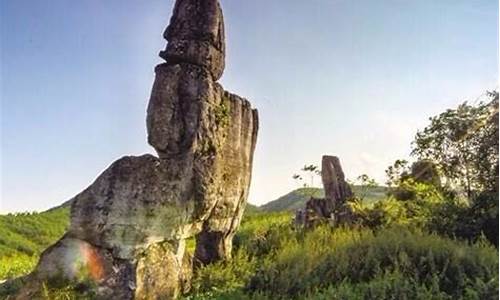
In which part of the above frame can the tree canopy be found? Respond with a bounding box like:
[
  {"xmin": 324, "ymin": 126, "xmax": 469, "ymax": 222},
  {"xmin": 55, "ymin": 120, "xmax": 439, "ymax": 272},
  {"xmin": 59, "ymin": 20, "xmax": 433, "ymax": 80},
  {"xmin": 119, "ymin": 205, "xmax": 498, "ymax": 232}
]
[{"xmin": 411, "ymin": 91, "xmax": 499, "ymax": 199}]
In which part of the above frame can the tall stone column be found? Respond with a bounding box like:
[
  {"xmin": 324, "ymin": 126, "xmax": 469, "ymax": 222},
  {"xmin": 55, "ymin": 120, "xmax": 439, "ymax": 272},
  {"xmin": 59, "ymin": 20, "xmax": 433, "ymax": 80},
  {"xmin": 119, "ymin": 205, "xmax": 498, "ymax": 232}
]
[{"xmin": 147, "ymin": 0, "xmax": 259, "ymax": 265}]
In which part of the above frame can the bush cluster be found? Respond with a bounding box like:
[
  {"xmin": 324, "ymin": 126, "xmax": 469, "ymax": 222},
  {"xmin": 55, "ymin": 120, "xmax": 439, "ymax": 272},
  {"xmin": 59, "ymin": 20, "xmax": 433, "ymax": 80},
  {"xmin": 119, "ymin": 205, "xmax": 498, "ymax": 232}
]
[{"xmin": 184, "ymin": 212, "xmax": 498, "ymax": 299}]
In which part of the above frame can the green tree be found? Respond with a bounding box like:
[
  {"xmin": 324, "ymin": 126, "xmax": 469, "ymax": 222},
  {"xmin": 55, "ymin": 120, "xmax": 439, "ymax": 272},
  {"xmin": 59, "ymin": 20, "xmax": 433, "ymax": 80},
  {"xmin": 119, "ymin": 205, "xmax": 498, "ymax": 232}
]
[
  {"xmin": 356, "ymin": 174, "xmax": 378, "ymax": 201},
  {"xmin": 292, "ymin": 174, "xmax": 304, "ymax": 188},
  {"xmin": 411, "ymin": 91, "xmax": 499, "ymax": 199},
  {"xmin": 385, "ymin": 159, "xmax": 409, "ymax": 188},
  {"xmin": 301, "ymin": 164, "xmax": 320, "ymax": 187},
  {"xmin": 475, "ymin": 91, "xmax": 499, "ymax": 193}
]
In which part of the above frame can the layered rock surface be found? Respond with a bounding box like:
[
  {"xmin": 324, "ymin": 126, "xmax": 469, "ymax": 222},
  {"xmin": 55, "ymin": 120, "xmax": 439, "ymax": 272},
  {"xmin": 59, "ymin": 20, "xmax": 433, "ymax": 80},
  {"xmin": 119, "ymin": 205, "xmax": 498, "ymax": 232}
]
[{"xmin": 14, "ymin": 0, "xmax": 258, "ymax": 299}]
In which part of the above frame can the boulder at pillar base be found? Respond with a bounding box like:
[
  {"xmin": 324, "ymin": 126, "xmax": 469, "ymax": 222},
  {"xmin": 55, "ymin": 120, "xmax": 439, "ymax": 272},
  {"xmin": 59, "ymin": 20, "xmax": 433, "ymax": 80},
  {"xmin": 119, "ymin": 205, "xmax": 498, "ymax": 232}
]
[{"xmin": 69, "ymin": 155, "xmax": 201, "ymax": 260}]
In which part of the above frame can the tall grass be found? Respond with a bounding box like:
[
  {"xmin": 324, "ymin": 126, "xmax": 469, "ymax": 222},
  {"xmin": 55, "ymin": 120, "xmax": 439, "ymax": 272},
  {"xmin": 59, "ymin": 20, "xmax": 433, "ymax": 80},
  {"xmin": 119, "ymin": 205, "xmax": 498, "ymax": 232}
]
[{"xmin": 186, "ymin": 213, "xmax": 498, "ymax": 300}]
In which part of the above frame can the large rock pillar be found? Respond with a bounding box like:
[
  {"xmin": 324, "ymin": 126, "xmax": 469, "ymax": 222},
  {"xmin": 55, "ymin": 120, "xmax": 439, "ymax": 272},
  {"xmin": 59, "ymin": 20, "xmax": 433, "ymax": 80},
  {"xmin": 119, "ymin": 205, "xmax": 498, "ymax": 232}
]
[
  {"xmin": 14, "ymin": 0, "xmax": 258, "ymax": 299},
  {"xmin": 147, "ymin": 0, "xmax": 258, "ymax": 266}
]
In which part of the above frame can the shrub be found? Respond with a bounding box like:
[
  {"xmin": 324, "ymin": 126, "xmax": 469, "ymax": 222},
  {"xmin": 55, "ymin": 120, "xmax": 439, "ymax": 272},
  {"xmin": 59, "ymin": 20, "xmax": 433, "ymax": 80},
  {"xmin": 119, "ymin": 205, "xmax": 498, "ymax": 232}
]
[
  {"xmin": 233, "ymin": 212, "xmax": 292, "ymax": 254},
  {"xmin": 428, "ymin": 191, "xmax": 499, "ymax": 246},
  {"xmin": 189, "ymin": 250, "xmax": 257, "ymax": 297},
  {"xmin": 246, "ymin": 226, "xmax": 498, "ymax": 299},
  {"xmin": 350, "ymin": 197, "xmax": 409, "ymax": 228}
]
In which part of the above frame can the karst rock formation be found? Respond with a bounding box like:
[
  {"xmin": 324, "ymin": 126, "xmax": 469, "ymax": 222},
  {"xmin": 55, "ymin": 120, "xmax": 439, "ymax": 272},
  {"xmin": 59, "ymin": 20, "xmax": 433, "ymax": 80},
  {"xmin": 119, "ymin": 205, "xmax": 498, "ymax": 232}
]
[
  {"xmin": 295, "ymin": 156, "xmax": 353, "ymax": 228},
  {"xmin": 15, "ymin": 0, "xmax": 259, "ymax": 299}
]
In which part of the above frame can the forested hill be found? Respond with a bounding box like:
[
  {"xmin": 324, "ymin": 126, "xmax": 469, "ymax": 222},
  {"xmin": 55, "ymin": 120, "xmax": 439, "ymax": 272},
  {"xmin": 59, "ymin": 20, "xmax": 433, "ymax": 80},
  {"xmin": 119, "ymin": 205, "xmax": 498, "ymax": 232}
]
[{"xmin": 259, "ymin": 186, "xmax": 387, "ymax": 212}]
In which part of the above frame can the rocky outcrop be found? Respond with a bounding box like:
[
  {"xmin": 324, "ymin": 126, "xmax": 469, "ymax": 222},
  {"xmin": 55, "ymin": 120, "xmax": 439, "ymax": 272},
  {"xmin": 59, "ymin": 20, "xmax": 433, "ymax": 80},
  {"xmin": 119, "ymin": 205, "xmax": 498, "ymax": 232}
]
[
  {"xmin": 322, "ymin": 155, "xmax": 353, "ymax": 222},
  {"xmin": 14, "ymin": 0, "xmax": 258, "ymax": 299},
  {"xmin": 295, "ymin": 156, "xmax": 353, "ymax": 228}
]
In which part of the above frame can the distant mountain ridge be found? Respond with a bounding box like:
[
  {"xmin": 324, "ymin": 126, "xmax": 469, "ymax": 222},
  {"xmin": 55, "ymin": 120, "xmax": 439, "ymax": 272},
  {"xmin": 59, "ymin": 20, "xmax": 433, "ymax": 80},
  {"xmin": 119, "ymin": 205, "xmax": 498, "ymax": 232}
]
[
  {"xmin": 35, "ymin": 185, "xmax": 385, "ymax": 216},
  {"xmin": 259, "ymin": 186, "xmax": 387, "ymax": 212}
]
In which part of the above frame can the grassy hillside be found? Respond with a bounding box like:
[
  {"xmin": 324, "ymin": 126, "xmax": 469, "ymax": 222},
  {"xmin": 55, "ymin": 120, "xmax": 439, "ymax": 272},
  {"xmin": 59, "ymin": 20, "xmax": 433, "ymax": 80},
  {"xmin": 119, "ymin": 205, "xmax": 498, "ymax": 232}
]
[
  {"xmin": 1, "ymin": 209, "xmax": 498, "ymax": 299},
  {"xmin": 259, "ymin": 188, "xmax": 323, "ymax": 212},
  {"xmin": 260, "ymin": 185, "xmax": 387, "ymax": 212},
  {"xmin": 0, "ymin": 207, "xmax": 69, "ymax": 280}
]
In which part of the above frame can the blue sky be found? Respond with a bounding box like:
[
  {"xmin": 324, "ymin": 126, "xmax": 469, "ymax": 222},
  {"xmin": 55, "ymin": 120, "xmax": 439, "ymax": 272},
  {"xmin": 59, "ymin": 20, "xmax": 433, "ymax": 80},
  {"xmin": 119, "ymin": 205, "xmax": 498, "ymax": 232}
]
[{"xmin": 1, "ymin": 0, "xmax": 498, "ymax": 212}]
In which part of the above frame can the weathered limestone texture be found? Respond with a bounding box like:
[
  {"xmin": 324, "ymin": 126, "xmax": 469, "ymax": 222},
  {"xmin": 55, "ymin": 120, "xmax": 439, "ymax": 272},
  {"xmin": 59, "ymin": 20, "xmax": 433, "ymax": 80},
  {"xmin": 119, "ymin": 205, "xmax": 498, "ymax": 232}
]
[
  {"xmin": 295, "ymin": 156, "xmax": 353, "ymax": 228},
  {"xmin": 14, "ymin": 0, "xmax": 258, "ymax": 299}
]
